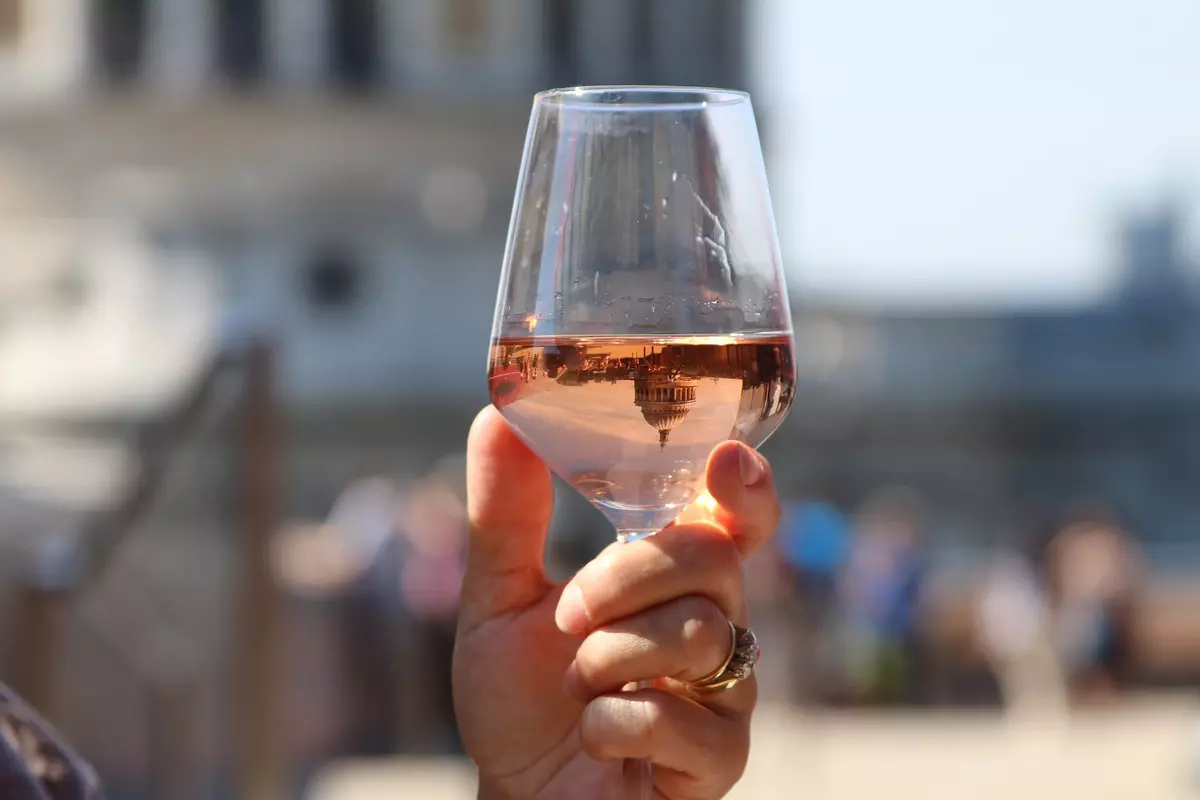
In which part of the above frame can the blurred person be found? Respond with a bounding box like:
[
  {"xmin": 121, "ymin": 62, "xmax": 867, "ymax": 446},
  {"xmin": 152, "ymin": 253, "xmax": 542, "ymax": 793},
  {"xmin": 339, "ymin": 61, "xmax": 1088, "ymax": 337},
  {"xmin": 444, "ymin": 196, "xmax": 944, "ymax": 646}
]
[
  {"xmin": 835, "ymin": 489, "xmax": 928, "ymax": 705},
  {"xmin": 272, "ymin": 474, "xmax": 407, "ymax": 757},
  {"xmin": 397, "ymin": 473, "xmax": 468, "ymax": 754},
  {"xmin": 455, "ymin": 407, "xmax": 779, "ymax": 798},
  {"xmin": 1042, "ymin": 508, "xmax": 1145, "ymax": 705},
  {"xmin": 327, "ymin": 474, "xmax": 409, "ymax": 755},
  {"xmin": 737, "ymin": 530, "xmax": 792, "ymax": 704},
  {"xmin": 974, "ymin": 550, "xmax": 1067, "ymax": 715},
  {"xmin": 775, "ymin": 497, "xmax": 850, "ymax": 705}
]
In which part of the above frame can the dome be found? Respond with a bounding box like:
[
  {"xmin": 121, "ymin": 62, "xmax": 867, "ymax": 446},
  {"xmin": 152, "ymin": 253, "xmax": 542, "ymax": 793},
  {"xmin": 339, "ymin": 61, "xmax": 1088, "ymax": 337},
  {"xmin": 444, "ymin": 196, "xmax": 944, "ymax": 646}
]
[{"xmin": 633, "ymin": 373, "xmax": 699, "ymax": 449}]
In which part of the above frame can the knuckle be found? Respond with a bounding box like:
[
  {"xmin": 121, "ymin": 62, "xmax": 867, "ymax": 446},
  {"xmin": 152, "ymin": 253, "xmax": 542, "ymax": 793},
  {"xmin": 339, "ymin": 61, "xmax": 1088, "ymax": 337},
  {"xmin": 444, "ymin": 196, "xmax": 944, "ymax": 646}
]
[
  {"xmin": 579, "ymin": 696, "xmax": 664, "ymax": 762},
  {"xmin": 593, "ymin": 542, "xmax": 623, "ymax": 575},
  {"xmin": 583, "ymin": 546, "xmax": 621, "ymax": 592},
  {"xmin": 682, "ymin": 530, "xmax": 743, "ymax": 620},
  {"xmin": 669, "ymin": 521, "xmax": 726, "ymax": 559},
  {"xmin": 574, "ymin": 629, "xmax": 632, "ymax": 686},
  {"xmin": 573, "ymin": 545, "xmax": 624, "ymax": 613},
  {"xmin": 572, "ymin": 640, "xmax": 606, "ymax": 689},
  {"xmin": 579, "ymin": 699, "xmax": 622, "ymax": 761},
  {"xmin": 580, "ymin": 735, "xmax": 618, "ymax": 763},
  {"xmin": 632, "ymin": 697, "xmax": 666, "ymax": 752},
  {"xmin": 665, "ymin": 528, "xmax": 743, "ymax": 619},
  {"xmin": 675, "ymin": 597, "xmax": 730, "ymax": 676},
  {"xmin": 673, "ymin": 523, "xmax": 739, "ymax": 573}
]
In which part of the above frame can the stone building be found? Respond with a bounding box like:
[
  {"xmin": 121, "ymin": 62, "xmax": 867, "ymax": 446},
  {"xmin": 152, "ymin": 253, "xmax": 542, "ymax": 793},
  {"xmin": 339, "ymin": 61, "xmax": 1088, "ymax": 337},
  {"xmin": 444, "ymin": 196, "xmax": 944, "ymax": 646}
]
[{"xmin": 0, "ymin": 0, "xmax": 754, "ymax": 787}]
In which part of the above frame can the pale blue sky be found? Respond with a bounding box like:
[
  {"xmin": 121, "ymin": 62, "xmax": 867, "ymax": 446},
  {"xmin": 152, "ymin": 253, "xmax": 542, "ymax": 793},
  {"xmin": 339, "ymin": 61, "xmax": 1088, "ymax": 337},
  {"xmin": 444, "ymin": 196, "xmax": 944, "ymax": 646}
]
[{"xmin": 752, "ymin": 0, "xmax": 1200, "ymax": 307}]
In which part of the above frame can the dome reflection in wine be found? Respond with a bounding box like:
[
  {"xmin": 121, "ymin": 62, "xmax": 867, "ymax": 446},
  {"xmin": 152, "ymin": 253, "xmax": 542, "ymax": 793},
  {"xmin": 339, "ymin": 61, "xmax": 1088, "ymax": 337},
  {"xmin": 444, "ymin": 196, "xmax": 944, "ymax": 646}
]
[
  {"xmin": 634, "ymin": 372, "xmax": 699, "ymax": 450},
  {"xmin": 487, "ymin": 333, "xmax": 795, "ymax": 539}
]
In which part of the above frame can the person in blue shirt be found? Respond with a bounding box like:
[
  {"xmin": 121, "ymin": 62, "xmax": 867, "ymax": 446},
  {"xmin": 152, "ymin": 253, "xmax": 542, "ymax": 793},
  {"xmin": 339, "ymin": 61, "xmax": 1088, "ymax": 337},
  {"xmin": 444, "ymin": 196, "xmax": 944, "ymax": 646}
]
[
  {"xmin": 838, "ymin": 489, "xmax": 928, "ymax": 705},
  {"xmin": 777, "ymin": 498, "xmax": 851, "ymax": 703}
]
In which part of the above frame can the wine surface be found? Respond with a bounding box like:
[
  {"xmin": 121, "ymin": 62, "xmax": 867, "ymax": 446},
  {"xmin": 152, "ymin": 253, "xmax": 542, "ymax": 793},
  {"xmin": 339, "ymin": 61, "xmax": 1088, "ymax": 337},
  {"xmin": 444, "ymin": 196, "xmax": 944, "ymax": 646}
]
[{"xmin": 487, "ymin": 333, "xmax": 795, "ymax": 537}]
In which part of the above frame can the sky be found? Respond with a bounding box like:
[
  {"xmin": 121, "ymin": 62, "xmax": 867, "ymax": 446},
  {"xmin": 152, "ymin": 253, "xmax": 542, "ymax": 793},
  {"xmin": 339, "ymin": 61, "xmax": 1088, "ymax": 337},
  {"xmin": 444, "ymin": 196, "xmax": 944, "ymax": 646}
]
[{"xmin": 752, "ymin": 0, "xmax": 1200, "ymax": 307}]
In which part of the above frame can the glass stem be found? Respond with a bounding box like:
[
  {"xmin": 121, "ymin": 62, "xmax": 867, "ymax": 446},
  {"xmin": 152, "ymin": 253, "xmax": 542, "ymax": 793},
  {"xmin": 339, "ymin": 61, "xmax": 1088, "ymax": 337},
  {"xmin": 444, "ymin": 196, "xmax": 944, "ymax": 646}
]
[
  {"xmin": 626, "ymin": 749, "xmax": 654, "ymax": 799},
  {"xmin": 619, "ymin": 531, "xmax": 656, "ymax": 798}
]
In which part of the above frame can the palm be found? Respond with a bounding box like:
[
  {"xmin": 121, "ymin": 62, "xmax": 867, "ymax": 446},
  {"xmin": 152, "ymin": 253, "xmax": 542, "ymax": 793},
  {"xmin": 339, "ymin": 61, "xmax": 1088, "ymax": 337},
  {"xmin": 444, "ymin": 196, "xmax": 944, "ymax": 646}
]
[{"xmin": 455, "ymin": 583, "xmax": 625, "ymax": 798}]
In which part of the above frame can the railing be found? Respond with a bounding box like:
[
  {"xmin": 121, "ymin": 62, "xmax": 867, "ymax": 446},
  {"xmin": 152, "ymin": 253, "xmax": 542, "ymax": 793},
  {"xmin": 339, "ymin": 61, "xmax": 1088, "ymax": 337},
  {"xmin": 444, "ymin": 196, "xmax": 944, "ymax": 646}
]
[{"xmin": 10, "ymin": 339, "xmax": 287, "ymax": 800}]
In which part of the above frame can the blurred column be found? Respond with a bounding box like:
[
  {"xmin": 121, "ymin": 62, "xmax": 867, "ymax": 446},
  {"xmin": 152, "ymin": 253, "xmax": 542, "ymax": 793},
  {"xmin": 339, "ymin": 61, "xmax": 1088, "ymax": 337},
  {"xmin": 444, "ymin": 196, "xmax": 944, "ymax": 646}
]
[
  {"xmin": 576, "ymin": 0, "xmax": 638, "ymax": 85},
  {"xmin": 12, "ymin": 585, "xmax": 68, "ymax": 721},
  {"xmin": 380, "ymin": 0, "xmax": 543, "ymax": 93},
  {"xmin": 488, "ymin": 0, "xmax": 544, "ymax": 92},
  {"xmin": 542, "ymin": 0, "xmax": 578, "ymax": 86},
  {"xmin": 378, "ymin": 0, "xmax": 433, "ymax": 91},
  {"xmin": 233, "ymin": 341, "xmax": 287, "ymax": 800},
  {"xmin": 12, "ymin": 533, "xmax": 81, "ymax": 723},
  {"xmin": 18, "ymin": 0, "xmax": 90, "ymax": 95},
  {"xmin": 147, "ymin": 0, "xmax": 215, "ymax": 93},
  {"xmin": 266, "ymin": 0, "xmax": 328, "ymax": 88},
  {"xmin": 649, "ymin": 0, "xmax": 721, "ymax": 87},
  {"xmin": 327, "ymin": 0, "xmax": 383, "ymax": 89}
]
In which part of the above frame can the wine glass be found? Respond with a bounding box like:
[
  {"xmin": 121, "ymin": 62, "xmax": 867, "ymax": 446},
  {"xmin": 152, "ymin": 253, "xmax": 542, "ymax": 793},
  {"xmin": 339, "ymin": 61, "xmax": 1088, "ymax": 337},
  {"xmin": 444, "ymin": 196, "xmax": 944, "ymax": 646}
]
[
  {"xmin": 489, "ymin": 86, "xmax": 794, "ymax": 541},
  {"xmin": 486, "ymin": 86, "xmax": 793, "ymax": 796}
]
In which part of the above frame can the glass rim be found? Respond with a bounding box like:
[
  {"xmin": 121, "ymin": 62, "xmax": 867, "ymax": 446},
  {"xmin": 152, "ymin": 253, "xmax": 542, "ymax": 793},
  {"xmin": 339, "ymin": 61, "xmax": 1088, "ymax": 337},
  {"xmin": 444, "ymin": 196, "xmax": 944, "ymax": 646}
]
[{"xmin": 534, "ymin": 85, "xmax": 749, "ymax": 110}]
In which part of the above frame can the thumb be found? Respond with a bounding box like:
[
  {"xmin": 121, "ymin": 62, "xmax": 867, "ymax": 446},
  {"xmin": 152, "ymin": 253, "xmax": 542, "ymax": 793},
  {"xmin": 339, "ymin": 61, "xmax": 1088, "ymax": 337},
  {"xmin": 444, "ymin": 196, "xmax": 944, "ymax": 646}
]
[{"xmin": 462, "ymin": 405, "xmax": 554, "ymax": 626}]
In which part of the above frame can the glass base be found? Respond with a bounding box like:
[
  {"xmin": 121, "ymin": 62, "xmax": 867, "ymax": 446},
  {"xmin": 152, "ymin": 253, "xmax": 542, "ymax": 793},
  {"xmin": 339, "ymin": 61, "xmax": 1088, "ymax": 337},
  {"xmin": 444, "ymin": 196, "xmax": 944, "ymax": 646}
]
[{"xmin": 595, "ymin": 502, "xmax": 681, "ymax": 543}]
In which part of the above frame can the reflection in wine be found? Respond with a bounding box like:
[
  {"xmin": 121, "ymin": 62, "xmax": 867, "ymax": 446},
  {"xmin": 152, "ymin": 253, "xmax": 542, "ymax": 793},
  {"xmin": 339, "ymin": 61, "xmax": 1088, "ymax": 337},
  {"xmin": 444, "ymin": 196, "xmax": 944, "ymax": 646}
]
[{"xmin": 488, "ymin": 333, "xmax": 795, "ymax": 539}]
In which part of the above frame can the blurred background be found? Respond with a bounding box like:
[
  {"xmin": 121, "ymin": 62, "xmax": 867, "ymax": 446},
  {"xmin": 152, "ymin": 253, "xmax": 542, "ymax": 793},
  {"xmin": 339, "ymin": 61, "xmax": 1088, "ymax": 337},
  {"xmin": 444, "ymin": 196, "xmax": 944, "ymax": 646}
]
[{"xmin": 0, "ymin": 0, "xmax": 1198, "ymax": 797}]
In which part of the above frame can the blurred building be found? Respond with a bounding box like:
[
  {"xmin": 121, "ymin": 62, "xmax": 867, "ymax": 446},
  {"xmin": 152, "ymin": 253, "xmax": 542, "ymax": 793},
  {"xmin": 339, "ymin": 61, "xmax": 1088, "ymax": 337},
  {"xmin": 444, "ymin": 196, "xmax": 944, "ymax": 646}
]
[
  {"xmin": 773, "ymin": 204, "xmax": 1200, "ymax": 690},
  {"xmin": 0, "ymin": 0, "xmax": 745, "ymax": 420},
  {"xmin": 785, "ymin": 202, "xmax": 1200, "ymax": 559},
  {"xmin": 0, "ymin": 1, "xmax": 751, "ymax": 786},
  {"xmin": 0, "ymin": 0, "xmax": 751, "ymax": 523}
]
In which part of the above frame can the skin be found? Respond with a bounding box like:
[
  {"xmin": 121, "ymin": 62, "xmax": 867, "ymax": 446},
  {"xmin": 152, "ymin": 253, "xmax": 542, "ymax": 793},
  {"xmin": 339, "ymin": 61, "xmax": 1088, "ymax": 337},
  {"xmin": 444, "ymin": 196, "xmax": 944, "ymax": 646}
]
[{"xmin": 454, "ymin": 407, "xmax": 782, "ymax": 799}]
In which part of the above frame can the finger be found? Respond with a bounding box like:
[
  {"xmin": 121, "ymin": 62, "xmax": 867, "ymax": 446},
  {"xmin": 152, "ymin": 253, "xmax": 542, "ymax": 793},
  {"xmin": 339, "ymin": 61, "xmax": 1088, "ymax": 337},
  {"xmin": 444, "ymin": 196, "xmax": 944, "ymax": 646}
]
[
  {"xmin": 463, "ymin": 405, "xmax": 553, "ymax": 626},
  {"xmin": 580, "ymin": 689, "xmax": 750, "ymax": 799},
  {"xmin": 570, "ymin": 595, "xmax": 731, "ymax": 690},
  {"xmin": 565, "ymin": 595, "xmax": 756, "ymax": 716},
  {"xmin": 555, "ymin": 521, "xmax": 743, "ymax": 637},
  {"xmin": 703, "ymin": 441, "xmax": 781, "ymax": 557}
]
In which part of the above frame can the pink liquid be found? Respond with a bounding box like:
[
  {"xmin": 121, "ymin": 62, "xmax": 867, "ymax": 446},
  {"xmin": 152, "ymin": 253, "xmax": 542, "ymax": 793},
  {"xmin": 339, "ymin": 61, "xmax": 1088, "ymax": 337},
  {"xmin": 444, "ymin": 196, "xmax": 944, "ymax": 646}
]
[{"xmin": 487, "ymin": 333, "xmax": 795, "ymax": 538}]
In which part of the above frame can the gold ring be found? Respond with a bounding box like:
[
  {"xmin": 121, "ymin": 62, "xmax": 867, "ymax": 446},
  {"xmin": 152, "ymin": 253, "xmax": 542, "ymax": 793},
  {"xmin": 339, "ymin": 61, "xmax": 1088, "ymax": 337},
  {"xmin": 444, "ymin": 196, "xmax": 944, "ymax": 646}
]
[{"xmin": 684, "ymin": 620, "xmax": 759, "ymax": 692}]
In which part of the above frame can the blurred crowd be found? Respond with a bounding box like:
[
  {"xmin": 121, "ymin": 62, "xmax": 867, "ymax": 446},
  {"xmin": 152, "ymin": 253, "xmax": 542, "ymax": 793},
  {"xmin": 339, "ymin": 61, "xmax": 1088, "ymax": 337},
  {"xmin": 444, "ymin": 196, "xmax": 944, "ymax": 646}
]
[
  {"xmin": 265, "ymin": 459, "xmax": 1166, "ymax": 768},
  {"xmin": 756, "ymin": 490, "xmax": 1148, "ymax": 712}
]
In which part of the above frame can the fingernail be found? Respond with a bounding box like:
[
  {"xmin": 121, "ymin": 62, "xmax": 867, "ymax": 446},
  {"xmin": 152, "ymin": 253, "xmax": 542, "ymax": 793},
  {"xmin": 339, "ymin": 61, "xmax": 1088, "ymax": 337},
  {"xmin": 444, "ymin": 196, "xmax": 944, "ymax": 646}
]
[
  {"xmin": 738, "ymin": 446, "xmax": 764, "ymax": 487},
  {"xmin": 555, "ymin": 585, "xmax": 591, "ymax": 636}
]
